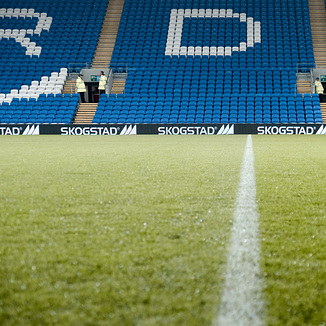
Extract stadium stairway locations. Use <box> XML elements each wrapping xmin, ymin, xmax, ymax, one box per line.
<box><xmin>110</xmin><ymin>75</ymin><xmax>126</xmax><ymax>94</ymax></box>
<box><xmin>297</xmin><ymin>80</ymin><xmax>312</xmax><ymax>94</ymax></box>
<box><xmin>309</xmin><ymin>0</ymin><xmax>326</xmax><ymax>66</ymax></box>
<box><xmin>62</xmin><ymin>80</ymin><xmax>76</xmax><ymax>95</ymax></box>
<box><xmin>73</xmin><ymin>103</ymin><xmax>97</xmax><ymax>124</ymax></box>
<box><xmin>92</xmin><ymin>0</ymin><xmax>125</xmax><ymax>68</ymax></box>
<box><xmin>320</xmin><ymin>103</ymin><xmax>326</xmax><ymax>122</ymax></box>
<box><xmin>71</xmin><ymin>0</ymin><xmax>125</xmax><ymax>123</ymax></box>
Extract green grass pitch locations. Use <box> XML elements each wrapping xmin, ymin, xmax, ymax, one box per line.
<box><xmin>0</xmin><ymin>135</ymin><xmax>326</xmax><ymax>326</ymax></box>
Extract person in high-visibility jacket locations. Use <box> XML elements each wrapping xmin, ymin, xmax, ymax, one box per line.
<box><xmin>76</xmin><ymin>74</ymin><xmax>86</xmax><ymax>103</ymax></box>
<box><xmin>315</xmin><ymin>77</ymin><xmax>324</xmax><ymax>101</ymax></box>
<box><xmin>98</xmin><ymin>71</ymin><xmax>107</xmax><ymax>95</ymax></box>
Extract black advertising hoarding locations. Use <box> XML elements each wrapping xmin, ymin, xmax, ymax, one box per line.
<box><xmin>0</xmin><ymin>124</ymin><xmax>325</xmax><ymax>136</ymax></box>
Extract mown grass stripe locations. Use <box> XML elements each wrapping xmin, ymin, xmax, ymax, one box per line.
<box><xmin>215</xmin><ymin>135</ymin><xmax>265</xmax><ymax>326</ymax></box>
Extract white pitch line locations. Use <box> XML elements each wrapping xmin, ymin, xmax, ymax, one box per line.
<box><xmin>214</xmin><ymin>135</ymin><xmax>265</xmax><ymax>326</ymax></box>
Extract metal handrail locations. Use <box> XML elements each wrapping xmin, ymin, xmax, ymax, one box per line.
<box><xmin>296</xmin><ymin>63</ymin><xmax>315</xmax><ymax>74</ymax></box>
<box><xmin>67</xmin><ymin>62</ymin><xmax>92</xmax><ymax>76</ymax></box>
<box><xmin>106</xmin><ymin>68</ymin><xmax>114</xmax><ymax>94</ymax></box>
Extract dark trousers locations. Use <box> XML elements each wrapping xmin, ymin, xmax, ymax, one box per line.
<box><xmin>79</xmin><ymin>92</ymin><xmax>86</xmax><ymax>103</ymax></box>
<box><xmin>319</xmin><ymin>93</ymin><xmax>324</xmax><ymax>102</ymax></box>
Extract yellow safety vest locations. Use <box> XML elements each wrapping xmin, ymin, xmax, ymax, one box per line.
<box><xmin>315</xmin><ymin>81</ymin><xmax>324</xmax><ymax>94</ymax></box>
<box><xmin>99</xmin><ymin>75</ymin><xmax>107</xmax><ymax>90</ymax></box>
<box><xmin>76</xmin><ymin>77</ymin><xmax>86</xmax><ymax>93</ymax></box>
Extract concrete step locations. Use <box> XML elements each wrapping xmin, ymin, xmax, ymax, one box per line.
<box><xmin>296</xmin><ymin>80</ymin><xmax>311</xmax><ymax>94</ymax></box>
<box><xmin>91</xmin><ymin>0</ymin><xmax>125</xmax><ymax>68</ymax></box>
<box><xmin>110</xmin><ymin>79</ymin><xmax>126</xmax><ymax>94</ymax></box>
<box><xmin>63</xmin><ymin>80</ymin><xmax>76</xmax><ymax>94</ymax></box>
<box><xmin>320</xmin><ymin>104</ymin><xmax>326</xmax><ymax>122</ymax></box>
<box><xmin>73</xmin><ymin>103</ymin><xmax>98</xmax><ymax>124</ymax></box>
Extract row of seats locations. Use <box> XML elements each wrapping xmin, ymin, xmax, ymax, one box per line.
<box><xmin>93</xmin><ymin>114</ymin><xmax>322</xmax><ymax>125</ymax></box>
<box><xmin>0</xmin><ymin>93</ymin><xmax>79</xmax><ymax>104</ymax></box>
<box><xmin>92</xmin><ymin>93</ymin><xmax>322</xmax><ymax>124</ymax></box>
<box><xmin>102</xmin><ymin>92</ymin><xmax>321</xmax><ymax>105</ymax></box>
<box><xmin>0</xmin><ymin>94</ymin><xmax>79</xmax><ymax>124</ymax></box>
<box><xmin>113</xmin><ymin>49</ymin><xmax>309</xmax><ymax>69</ymax></box>
<box><xmin>124</xmin><ymin>68</ymin><xmax>297</xmax><ymax>95</ymax></box>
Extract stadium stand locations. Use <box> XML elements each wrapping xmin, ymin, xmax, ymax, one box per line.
<box><xmin>97</xmin><ymin>0</ymin><xmax>323</xmax><ymax>124</ymax></box>
<box><xmin>0</xmin><ymin>0</ymin><xmax>108</xmax><ymax>124</ymax></box>
<box><xmin>0</xmin><ymin>0</ymin><xmax>324</xmax><ymax>125</ymax></box>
